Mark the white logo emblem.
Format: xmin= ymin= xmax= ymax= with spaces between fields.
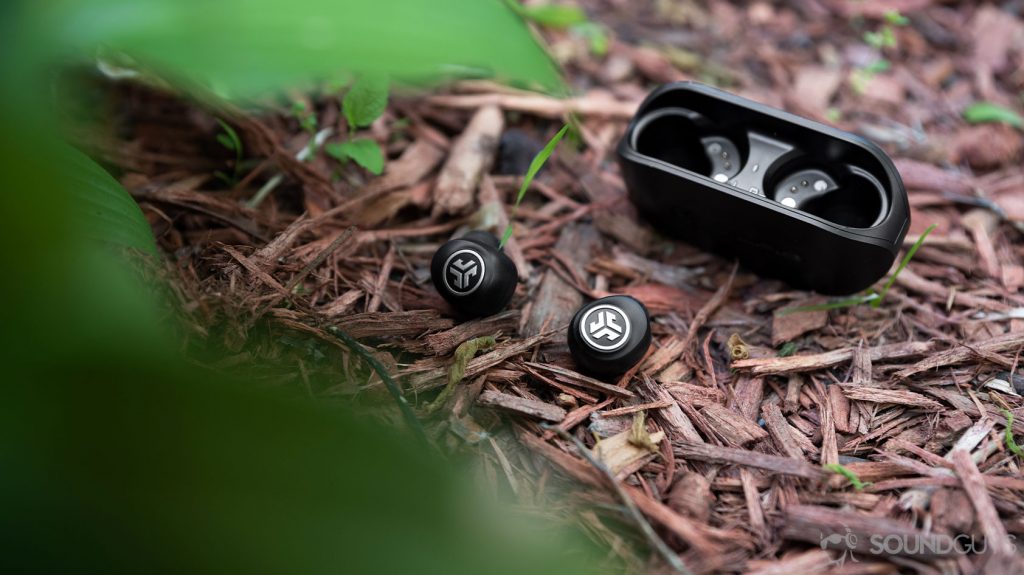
xmin=443 ymin=249 xmax=486 ymax=295
xmin=580 ymin=304 xmax=631 ymax=352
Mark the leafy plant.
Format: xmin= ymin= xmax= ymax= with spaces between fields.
xmin=47 ymin=0 xmax=563 ymax=99
xmin=500 ymin=124 xmax=570 ymax=247
xmin=0 ymin=2 xmax=598 ymax=573
xmin=213 ymin=118 xmax=244 ymax=186
xmin=326 ymin=74 xmax=391 ymax=175
xmin=963 ymin=102 xmax=1024 ymax=130
xmin=781 ymin=224 xmax=936 ymax=315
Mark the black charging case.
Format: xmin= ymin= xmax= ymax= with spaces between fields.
xmin=617 ymin=82 xmax=910 ymax=295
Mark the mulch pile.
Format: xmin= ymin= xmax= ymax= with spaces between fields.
xmin=79 ymin=1 xmax=1024 ymax=573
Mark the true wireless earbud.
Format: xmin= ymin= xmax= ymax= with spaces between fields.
xmin=568 ymin=295 xmax=651 ymax=377
xmin=430 ymin=230 xmax=517 ymax=318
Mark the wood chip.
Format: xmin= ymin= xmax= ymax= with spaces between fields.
xmin=701 ymin=404 xmax=768 ymax=447
xmin=733 ymin=341 xmax=933 ymax=376
xmin=477 ymin=389 xmax=566 ymax=422
xmin=951 ymin=448 xmax=1015 ymax=557
xmin=433 ymin=105 xmax=503 ymax=216
xmin=674 ymin=441 xmax=825 ymax=480
xmin=840 ymin=385 xmax=944 ymax=410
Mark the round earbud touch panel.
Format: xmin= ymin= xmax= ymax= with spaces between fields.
xmin=579 ymin=304 xmax=632 ymax=352
xmin=442 ymin=249 xmax=486 ymax=295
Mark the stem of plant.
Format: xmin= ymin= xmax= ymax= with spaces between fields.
xmin=500 ymin=124 xmax=570 ymax=248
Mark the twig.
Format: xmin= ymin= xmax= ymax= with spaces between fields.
xmin=543 ymin=425 xmax=691 ymax=575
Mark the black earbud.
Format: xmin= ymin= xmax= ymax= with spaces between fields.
xmin=430 ymin=230 xmax=517 ymax=318
xmin=568 ymin=295 xmax=651 ymax=377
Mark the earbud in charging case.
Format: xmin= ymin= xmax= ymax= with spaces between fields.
xmin=617 ymin=82 xmax=910 ymax=295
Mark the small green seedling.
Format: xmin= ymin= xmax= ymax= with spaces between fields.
xmin=825 ymin=463 xmax=871 ymax=491
xmin=963 ymin=102 xmax=1024 ymax=130
xmin=852 ymin=11 xmax=907 ymax=95
xmin=500 ymin=123 xmax=570 ymax=248
xmin=1004 ymin=410 xmax=1024 ymax=459
xmin=213 ymin=118 xmax=243 ymax=186
xmin=327 ymin=74 xmax=390 ymax=175
xmin=781 ymin=224 xmax=936 ymax=315
xmin=850 ymin=59 xmax=891 ymax=94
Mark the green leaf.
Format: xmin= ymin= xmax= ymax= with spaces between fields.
xmin=863 ymin=59 xmax=891 ymax=74
xmin=863 ymin=31 xmax=885 ymax=49
xmin=963 ymin=102 xmax=1024 ymax=129
xmin=43 ymin=0 xmax=564 ymax=98
xmin=65 ymin=147 xmax=158 ymax=256
xmin=344 ymin=74 xmax=389 ymax=130
xmin=519 ymin=4 xmax=587 ymax=28
xmin=873 ymin=223 xmax=936 ymax=307
xmin=500 ymin=124 xmax=569 ymax=247
xmin=326 ymin=138 xmax=385 ymax=175
xmin=884 ymin=10 xmax=909 ymax=26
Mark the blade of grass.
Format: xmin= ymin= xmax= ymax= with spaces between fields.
xmin=499 ymin=124 xmax=569 ymax=248
xmin=873 ymin=223 xmax=936 ymax=307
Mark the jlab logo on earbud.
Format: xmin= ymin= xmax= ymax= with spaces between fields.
xmin=580 ymin=304 xmax=631 ymax=352
xmin=443 ymin=249 xmax=486 ymax=295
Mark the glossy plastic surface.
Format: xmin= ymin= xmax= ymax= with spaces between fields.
xmin=618 ymin=82 xmax=910 ymax=295
xmin=568 ymin=295 xmax=651 ymax=377
xmin=430 ymin=231 xmax=517 ymax=317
